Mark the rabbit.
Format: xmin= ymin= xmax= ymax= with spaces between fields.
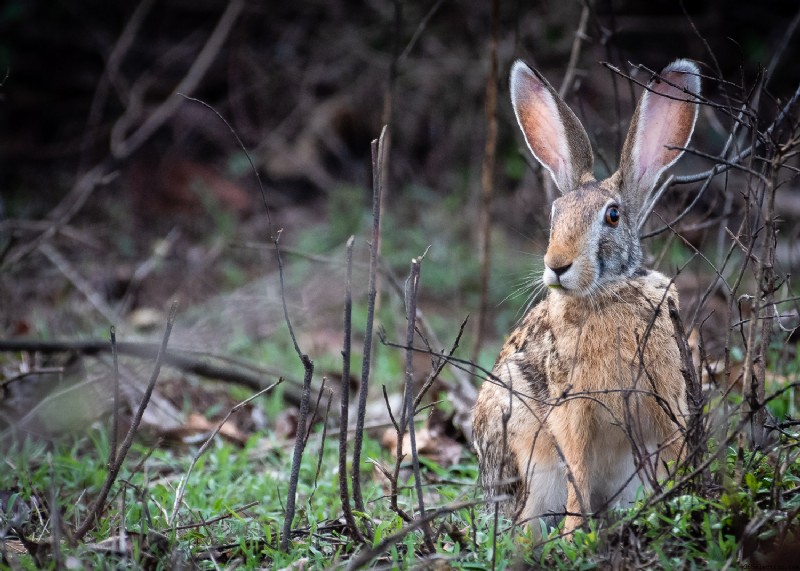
xmin=472 ymin=59 xmax=701 ymax=536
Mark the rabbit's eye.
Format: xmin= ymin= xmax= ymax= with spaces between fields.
xmin=605 ymin=205 xmax=620 ymax=227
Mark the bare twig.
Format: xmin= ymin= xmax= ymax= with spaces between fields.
xmin=765 ymin=6 xmax=800 ymax=84
xmin=109 ymin=326 xmax=120 ymax=465
xmin=337 ymin=236 xmax=364 ymax=542
xmin=276 ymin=207 xmax=316 ymax=549
xmin=743 ymin=152 xmax=779 ymax=445
xmin=402 ymin=257 xmax=435 ymax=551
xmin=413 ymin=314 xmax=469 ymax=413
xmin=667 ymin=297 xmax=703 ymax=463
xmin=38 ymin=243 xmax=118 ymax=325
xmin=308 ymin=388 xmax=334 ymax=507
xmin=303 ymin=376 xmax=329 ymax=447
xmin=166 ymin=501 xmax=258 ymax=533
xmin=471 ymin=0 xmax=500 ymax=368
xmin=345 ymin=499 xmax=491 ymax=570
xmin=170 ymin=379 xmax=282 ymax=528
xmin=178 ymin=94 xmax=272 ymax=233
xmin=110 ymin=0 xmax=245 ymax=158
xmin=397 ymin=0 xmax=445 ymax=63
xmin=73 ymin=301 xmax=178 ymax=542
xmin=0 ymin=339 xmax=279 ymax=393
xmin=559 ymin=4 xmax=591 ymax=99
xmin=379 ymin=258 xmax=477 ymax=437
xmin=1 ymin=163 xmax=112 ymax=269
xmin=352 ymin=126 xmax=388 ymax=514
xmin=280 ymin=318 xmax=314 ymax=551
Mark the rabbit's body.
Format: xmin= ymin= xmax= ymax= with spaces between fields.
xmin=473 ymin=268 xmax=685 ymax=529
xmin=473 ymin=59 xmax=701 ymax=534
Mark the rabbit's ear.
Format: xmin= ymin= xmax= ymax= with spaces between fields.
xmin=619 ymin=59 xmax=701 ymax=216
xmin=510 ymin=60 xmax=594 ymax=194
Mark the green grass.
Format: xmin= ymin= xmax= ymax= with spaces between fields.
xmin=3 ymin=411 xmax=800 ymax=569
xmin=4 ymin=178 xmax=800 ymax=568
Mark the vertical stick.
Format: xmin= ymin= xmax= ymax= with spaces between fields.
xmin=280 ymin=350 xmax=314 ymax=551
xmin=337 ymin=236 xmax=364 ymax=542
xmin=109 ymin=325 xmax=120 ymax=466
xmin=472 ymin=0 xmax=500 ymax=368
xmin=739 ymin=76 xmax=772 ymax=446
xmin=403 ymin=257 xmax=435 ymax=551
xmin=277 ymin=230 xmax=316 ymax=551
xmin=74 ymin=301 xmax=178 ymax=542
xmin=751 ymin=158 xmax=778 ymax=444
xmin=352 ymin=126 xmax=387 ymax=514
xmin=668 ymin=297 xmax=703 ymax=463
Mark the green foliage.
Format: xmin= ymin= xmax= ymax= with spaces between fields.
xmin=5 ymin=423 xmax=800 ymax=568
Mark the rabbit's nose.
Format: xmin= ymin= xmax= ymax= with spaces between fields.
xmin=549 ymin=262 xmax=572 ymax=277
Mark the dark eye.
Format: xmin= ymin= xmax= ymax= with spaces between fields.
xmin=605 ymin=205 xmax=620 ymax=227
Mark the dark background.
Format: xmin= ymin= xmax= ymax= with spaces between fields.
xmin=1 ymin=0 xmax=799 ymax=340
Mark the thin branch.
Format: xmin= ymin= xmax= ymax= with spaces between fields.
xmin=765 ymin=6 xmax=800 ymax=83
xmin=178 ymin=94 xmax=272 ymax=233
xmin=345 ymin=499 xmax=492 ymax=570
xmin=38 ymin=242 xmax=119 ymax=324
xmin=667 ymin=297 xmax=703 ymax=464
xmin=110 ymin=0 xmax=245 ymax=158
xmin=308 ymin=388 xmax=334 ymax=506
xmin=0 ymin=339 xmax=279 ymax=393
xmin=397 ymin=0 xmax=445 ymax=63
xmin=352 ymin=126 xmax=388 ymax=514
xmin=402 ymin=257 xmax=435 ymax=551
xmin=413 ymin=314 xmax=469 ymax=412
xmin=559 ymin=4 xmax=591 ymax=99
xmin=337 ymin=236 xmax=364 ymax=542
xmin=166 ymin=501 xmax=258 ymax=533
xmin=472 ymin=0 xmax=500 ymax=368
xmin=302 ymin=376 xmax=329 ymax=447
xmin=280 ymin=336 xmax=314 ymax=550
xmin=170 ymin=379 xmax=282 ymax=528
xmin=109 ymin=326 xmax=120 ymax=466
xmin=73 ymin=301 xmax=178 ymax=542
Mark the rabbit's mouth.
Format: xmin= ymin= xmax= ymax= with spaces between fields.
xmin=542 ymin=256 xmax=597 ymax=296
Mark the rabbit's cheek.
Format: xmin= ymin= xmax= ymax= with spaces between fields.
xmin=596 ymin=237 xmax=614 ymax=272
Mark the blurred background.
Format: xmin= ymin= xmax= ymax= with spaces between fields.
xmin=1 ymin=0 xmax=799 ymax=437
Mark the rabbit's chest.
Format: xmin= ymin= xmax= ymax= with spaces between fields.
xmin=544 ymin=299 xmax=661 ymax=394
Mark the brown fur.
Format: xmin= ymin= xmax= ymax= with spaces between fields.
xmin=475 ymin=59 xmax=699 ymax=535
xmin=473 ymin=272 xmax=686 ymax=532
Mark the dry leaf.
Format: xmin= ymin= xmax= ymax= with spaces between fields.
xmin=274 ymin=407 xmax=299 ymax=440
xmin=381 ymin=426 xmax=463 ymax=468
xmin=158 ymin=412 xmax=249 ymax=446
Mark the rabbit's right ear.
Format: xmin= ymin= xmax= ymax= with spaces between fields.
xmin=619 ymin=60 xmax=701 ymax=218
xmin=510 ymin=60 xmax=594 ymax=194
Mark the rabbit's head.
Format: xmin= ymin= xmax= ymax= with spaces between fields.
xmin=510 ymin=60 xmax=701 ymax=296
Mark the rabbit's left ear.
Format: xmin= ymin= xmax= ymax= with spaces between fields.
xmin=510 ymin=60 xmax=594 ymax=194
xmin=619 ymin=60 xmax=701 ymax=216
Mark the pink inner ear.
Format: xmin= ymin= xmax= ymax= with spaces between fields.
xmin=632 ymin=73 xmax=697 ymax=186
xmin=512 ymin=67 xmax=571 ymax=191
xmin=518 ymin=101 xmax=568 ymax=178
